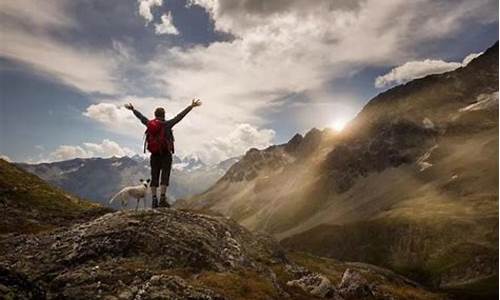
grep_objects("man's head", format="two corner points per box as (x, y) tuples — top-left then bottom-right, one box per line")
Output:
(154, 107), (165, 120)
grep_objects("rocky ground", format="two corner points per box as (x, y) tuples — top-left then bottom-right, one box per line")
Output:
(0, 209), (444, 299)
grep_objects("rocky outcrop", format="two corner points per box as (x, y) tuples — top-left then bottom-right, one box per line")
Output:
(338, 269), (375, 300)
(287, 272), (340, 299)
(131, 275), (225, 300)
(284, 262), (445, 300)
(322, 120), (437, 193)
(285, 128), (325, 158)
(0, 209), (441, 299)
(220, 147), (293, 182)
(0, 209), (283, 299)
(0, 266), (46, 300)
(284, 133), (304, 154)
(214, 128), (331, 184)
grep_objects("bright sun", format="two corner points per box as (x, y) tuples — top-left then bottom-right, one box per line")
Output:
(330, 118), (349, 132)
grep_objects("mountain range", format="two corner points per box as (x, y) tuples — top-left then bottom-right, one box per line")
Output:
(179, 42), (499, 299)
(18, 155), (238, 209)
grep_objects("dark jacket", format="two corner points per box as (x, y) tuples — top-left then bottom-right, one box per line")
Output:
(133, 106), (192, 153)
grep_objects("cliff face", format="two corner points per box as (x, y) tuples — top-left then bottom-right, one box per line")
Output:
(0, 209), (442, 300)
(179, 42), (499, 297)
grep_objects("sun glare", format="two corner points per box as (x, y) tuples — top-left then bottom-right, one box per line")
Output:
(330, 118), (349, 132)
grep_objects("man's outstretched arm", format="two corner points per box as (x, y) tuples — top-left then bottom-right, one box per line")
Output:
(168, 99), (202, 127)
(125, 103), (148, 126)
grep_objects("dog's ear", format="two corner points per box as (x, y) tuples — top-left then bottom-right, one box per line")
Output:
(139, 179), (144, 182)
(146, 179), (151, 183)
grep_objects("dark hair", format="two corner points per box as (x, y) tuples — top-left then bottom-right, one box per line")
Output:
(154, 107), (165, 119)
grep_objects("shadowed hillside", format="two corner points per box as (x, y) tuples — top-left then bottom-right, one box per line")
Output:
(0, 159), (111, 235)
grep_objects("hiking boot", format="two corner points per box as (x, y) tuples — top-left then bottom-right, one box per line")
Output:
(159, 194), (170, 208)
(152, 196), (158, 209)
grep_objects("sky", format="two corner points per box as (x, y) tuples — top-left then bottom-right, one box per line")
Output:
(0, 0), (498, 164)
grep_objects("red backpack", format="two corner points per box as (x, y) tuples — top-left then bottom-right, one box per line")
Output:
(144, 119), (170, 154)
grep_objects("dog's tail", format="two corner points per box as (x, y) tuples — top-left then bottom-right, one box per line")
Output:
(109, 190), (123, 204)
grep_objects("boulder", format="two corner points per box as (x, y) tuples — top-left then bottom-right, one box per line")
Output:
(287, 272), (342, 299)
(338, 269), (375, 300)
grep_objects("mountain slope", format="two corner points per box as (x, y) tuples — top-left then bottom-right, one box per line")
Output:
(177, 127), (338, 231)
(0, 209), (443, 300)
(0, 159), (110, 235)
(179, 42), (499, 296)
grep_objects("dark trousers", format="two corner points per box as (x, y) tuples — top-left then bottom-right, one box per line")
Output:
(150, 152), (172, 187)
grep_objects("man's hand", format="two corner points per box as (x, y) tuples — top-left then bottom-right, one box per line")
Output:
(191, 99), (202, 108)
(124, 103), (134, 110)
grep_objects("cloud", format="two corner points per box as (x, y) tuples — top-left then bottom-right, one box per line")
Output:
(195, 123), (275, 164)
(49, 145), (89, 161)
(0, 1), (119, 94)
(462, 52), (483, 65)
(5, 0), (496, 165)
(186, 0), (360, 33)
(375, 51), (483, 88)
(138, 0), (179, 35)
(76, 0), (496, 164)
(189, 0), (497, 41)
(138, 0), (163, 24)
(82, 140), (135, 157)
(82, 98), (168, 136)
(375, 59), (462, 88)
(155, 12), (179, 35)
(128, 0), (495, 162)
(0, 31), (119, 93)
(0, 0), (75, 29)
(82, 97), (275, 162)
(83, 101), (275, 164)
(83, 103), (135, 126)
(48, 139), (134, 162)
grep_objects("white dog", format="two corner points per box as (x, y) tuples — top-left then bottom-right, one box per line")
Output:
(109, 179), (150, 210)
